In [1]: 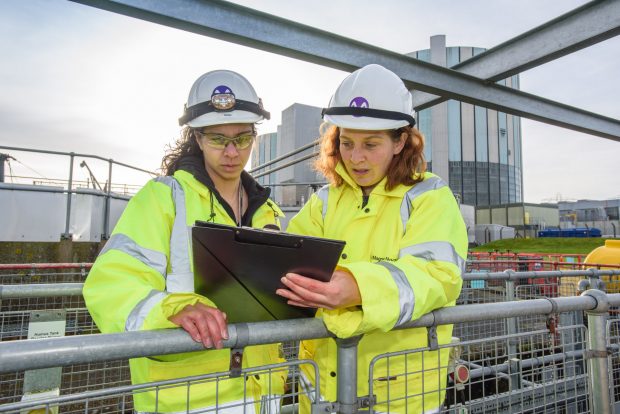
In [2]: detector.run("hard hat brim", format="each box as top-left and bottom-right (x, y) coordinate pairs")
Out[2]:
(187, 110), (263, 128)
(324, 114), (410, 131)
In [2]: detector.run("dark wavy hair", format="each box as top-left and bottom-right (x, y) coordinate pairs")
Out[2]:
(161, 125), (257, 176)
(314, 123), (426, 191)
(161, 127), (200, 176)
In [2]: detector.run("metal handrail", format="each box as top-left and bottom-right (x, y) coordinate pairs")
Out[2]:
(0, 146), (156, 176)
(0, 263), (92, 270)
(0, 145), (157, 240)
(1, 291), (618, 373)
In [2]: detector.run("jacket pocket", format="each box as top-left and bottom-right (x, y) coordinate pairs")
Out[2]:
(146, 349), (231, 382)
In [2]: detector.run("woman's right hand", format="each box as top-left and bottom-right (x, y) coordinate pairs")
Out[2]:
(168, 303), (228, 349)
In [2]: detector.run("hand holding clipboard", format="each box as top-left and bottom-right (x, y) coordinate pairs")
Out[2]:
(192, 222), (345, 323)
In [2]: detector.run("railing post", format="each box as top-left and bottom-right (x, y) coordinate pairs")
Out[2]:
(336, 336), (362, 414)
(587, 268), (604, 292)
(0, 153), (9, 182)
(61, 153), (75, 240)
(102, 159), (113, 240)
(504, 269), (518, 356)
(582, 289), (611, 414)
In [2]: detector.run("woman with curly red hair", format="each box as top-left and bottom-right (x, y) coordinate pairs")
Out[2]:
(278, 64), (468, 413)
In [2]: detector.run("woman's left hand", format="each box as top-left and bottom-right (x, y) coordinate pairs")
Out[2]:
(276, 270), (362, 310)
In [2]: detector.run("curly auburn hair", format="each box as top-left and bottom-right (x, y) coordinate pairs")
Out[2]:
(314, 123), (427, 191)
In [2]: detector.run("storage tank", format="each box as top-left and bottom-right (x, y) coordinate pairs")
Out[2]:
(584, 239), (620, 293)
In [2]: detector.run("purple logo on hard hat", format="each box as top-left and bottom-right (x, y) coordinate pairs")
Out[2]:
(349, 97), (369, 108)
(212, 85), (234, 96)
(349, 97), (369, 117)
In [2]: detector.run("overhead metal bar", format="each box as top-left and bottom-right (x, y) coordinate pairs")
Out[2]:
(413, 0), (620, 110)
(71, 0), (620, 141)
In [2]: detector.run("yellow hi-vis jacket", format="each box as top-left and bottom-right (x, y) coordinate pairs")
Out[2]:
(83, 168), (285, 413)
(287, 163), (468, 413)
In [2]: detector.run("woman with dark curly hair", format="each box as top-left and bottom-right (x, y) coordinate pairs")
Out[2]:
(277, 64), (468, 413)
(84, 70), (284, 414)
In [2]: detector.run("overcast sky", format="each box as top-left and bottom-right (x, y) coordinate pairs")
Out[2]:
(0, 0), (618, 202)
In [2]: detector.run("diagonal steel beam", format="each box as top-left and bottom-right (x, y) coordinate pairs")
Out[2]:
(413, 0), (620, 111)
(71, 0), (620, 141)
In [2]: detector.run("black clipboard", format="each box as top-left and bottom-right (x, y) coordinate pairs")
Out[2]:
(191, 221), (346, 322)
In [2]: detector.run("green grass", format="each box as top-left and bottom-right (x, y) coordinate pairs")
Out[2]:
(470, 238), (614, 254)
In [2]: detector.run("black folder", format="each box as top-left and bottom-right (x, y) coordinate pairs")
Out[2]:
(191, 221), (346, 322)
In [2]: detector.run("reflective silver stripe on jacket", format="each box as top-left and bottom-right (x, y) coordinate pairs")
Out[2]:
(378, 261), (415, 327)
(399, 241), (466, 275)
(316, 185), (330, 221)
(99, 233), (167, 277)
(125, 289), (169, 331)
(155, 176), (194, 293)
(399, 176), (447, 232)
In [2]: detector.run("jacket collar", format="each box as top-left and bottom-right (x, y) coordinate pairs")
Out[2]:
(172, 154), (273, 226)
(334, 162), (413, 198)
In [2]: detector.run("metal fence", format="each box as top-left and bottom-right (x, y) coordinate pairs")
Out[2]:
(1, 291), (619, 413)
(0, 145), (155, 240)
(2, 266), (620, 413)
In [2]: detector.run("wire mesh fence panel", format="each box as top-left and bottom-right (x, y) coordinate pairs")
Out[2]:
(369, 324), (589, 414)
(0, 269), (89, 285)
(0, 311), (30, 341)
(0, 359), (317, 414)
(607, 319), (620, 409)
(454, 279), (508, 343)
(515, 283), (580, 341)
(0, 372), (24, 406)
(0, 295), (86, 313)
(0, 268), (89, 312)
(60, 360), (132, 397)
(0, 309), (96, 341)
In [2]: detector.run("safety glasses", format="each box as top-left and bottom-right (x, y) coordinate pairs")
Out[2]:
(194, 130), (255, 150)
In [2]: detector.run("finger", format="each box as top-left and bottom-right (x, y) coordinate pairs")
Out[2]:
(208, 308), (229, 341)
(203, 313), (224, 349)
(285, 273), (328, 291)
(278, 288), (320, 307)
(281, 277), (329, 306)
(289, 299), (330, 309)
(193, 314), (213, 348)
(287, 300), (316, 308)
(196, 303), (228, 341)
(276, 288), (306, 302)
(179, 319), (202, 342)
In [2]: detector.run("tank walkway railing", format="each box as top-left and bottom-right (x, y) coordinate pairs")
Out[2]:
(0, 291), (619, 413)
(0, 145), (156, 240)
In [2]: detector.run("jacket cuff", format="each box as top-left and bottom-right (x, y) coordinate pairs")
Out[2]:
(142, 293), (217, 330)
(321, 307), (364, 338)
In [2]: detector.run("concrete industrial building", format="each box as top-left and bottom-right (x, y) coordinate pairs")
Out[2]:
(410, 35), (524, 207)
(252, 103), (324, 207)
(559, 199), (620, 237)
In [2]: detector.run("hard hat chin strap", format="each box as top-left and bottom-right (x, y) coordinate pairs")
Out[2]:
(179, 99), (270, 126)
(321, 107), (416, 127)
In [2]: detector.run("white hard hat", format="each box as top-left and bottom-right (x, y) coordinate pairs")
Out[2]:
(322, 64), (415, 130)
(179, 70), (270, 127)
